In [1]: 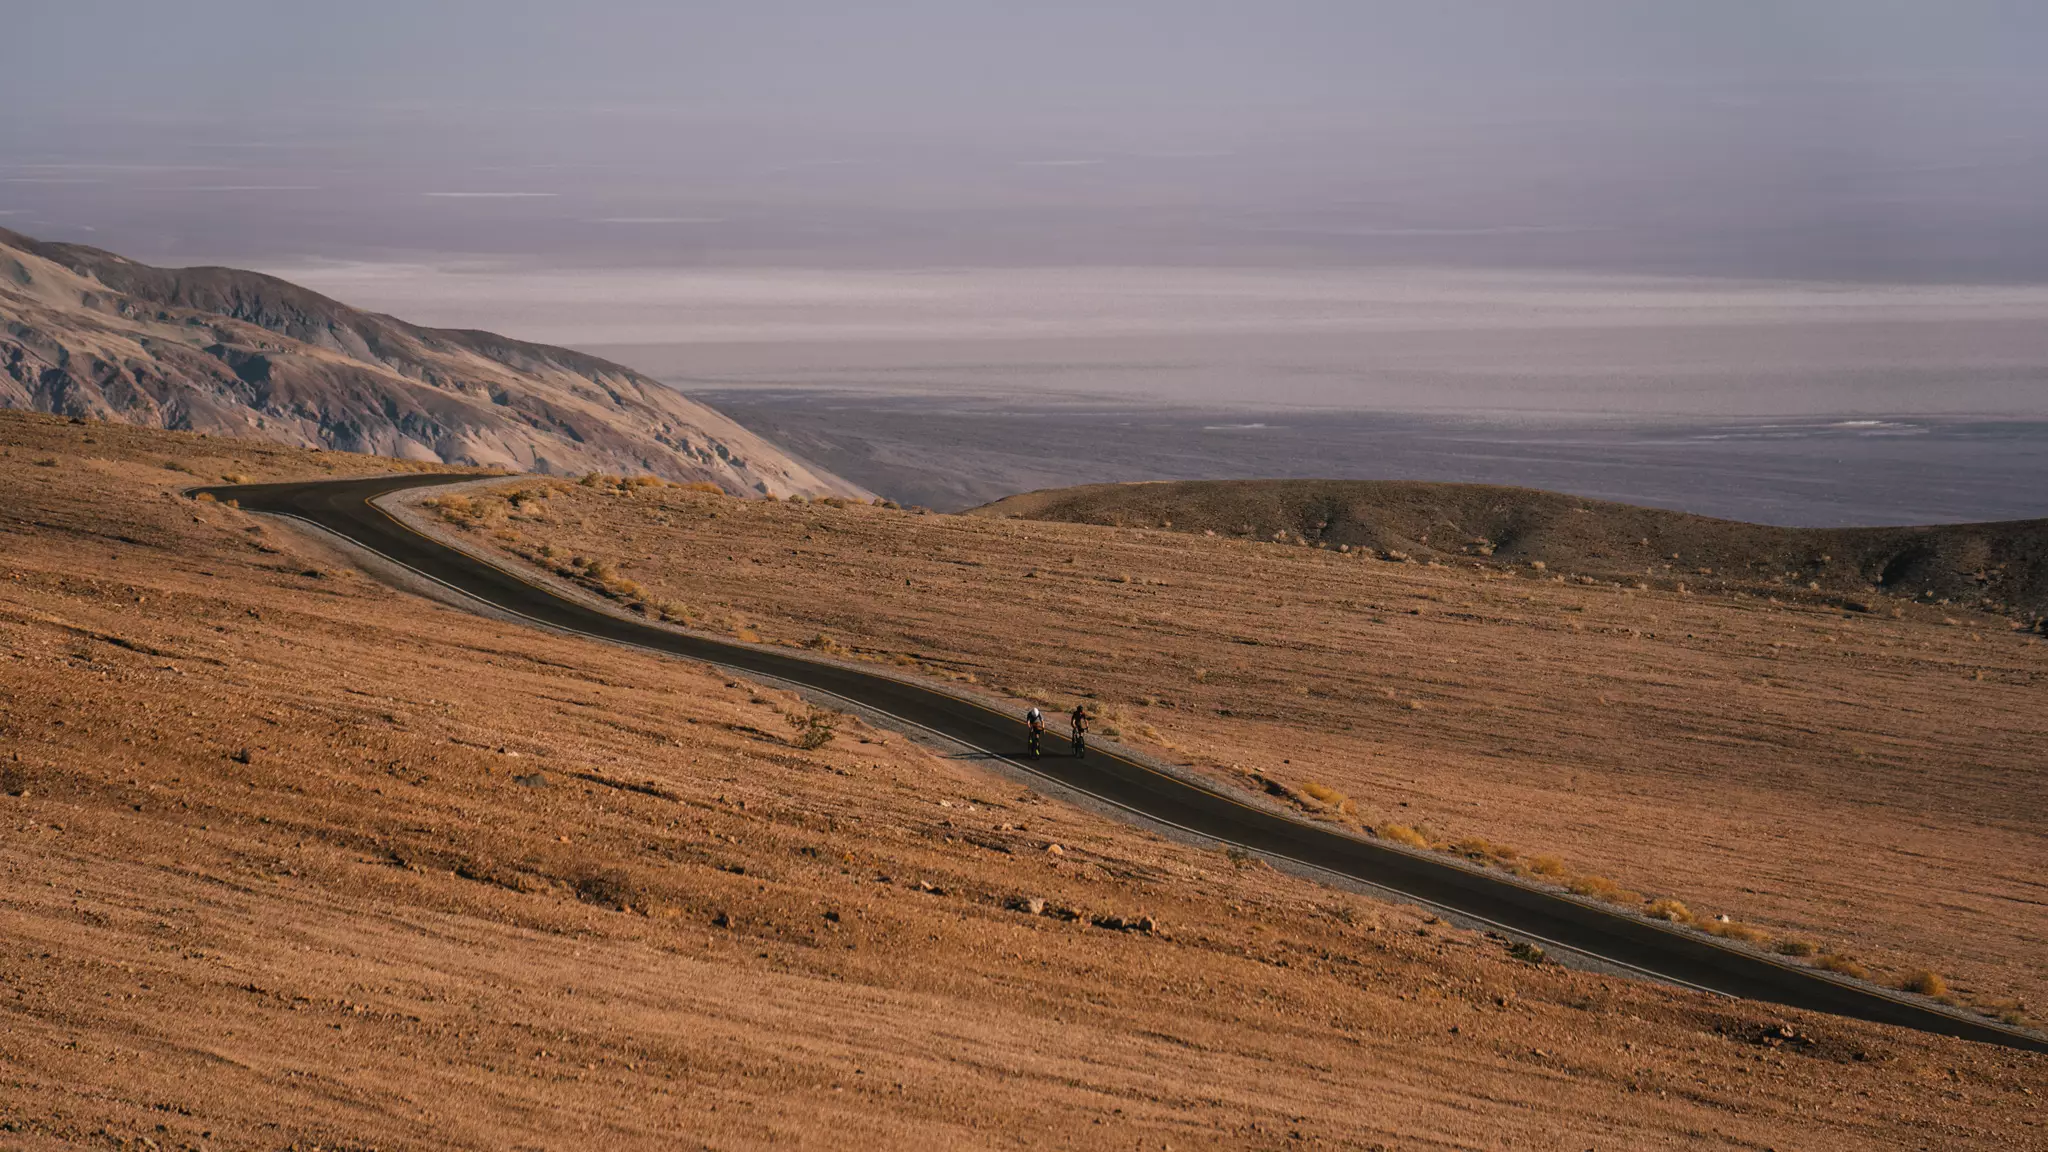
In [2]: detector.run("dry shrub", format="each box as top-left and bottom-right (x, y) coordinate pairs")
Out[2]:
(1775, 938), (1820, 958)
(1527, 855), (1567, 878)
(221, 472), (252, 484)
(1814, 953), (1869, 979)
(1702, 918), (1769, 945)
(1301, 781), (1348, 808)
(1451, 837), (1519, 866)
(1972, 998), (2030, 1027)
(1900, 969), (1949, 998)
(1379, 824), (1429, 848)
(193, 491), (217, 503)
(163, 459), (193, 473)
(1133, 723), (1174, 749)
(788, 707), (838, 750)
(735, 627), (763, 643)
(623, 475), (665, 490)
(1566, 875), (1645, 906)
(1646, 898), (1692, 923)
(1568, 874), (1621, 898)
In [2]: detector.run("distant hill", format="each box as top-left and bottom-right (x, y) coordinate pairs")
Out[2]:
(0, 227), (865, 498)
(972, 479), (2048, 622)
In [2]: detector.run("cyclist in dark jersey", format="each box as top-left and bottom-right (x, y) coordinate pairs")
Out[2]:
(1070, 705), (1088, 758)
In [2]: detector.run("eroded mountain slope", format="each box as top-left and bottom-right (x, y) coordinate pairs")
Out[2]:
(0, 227), (862, 497)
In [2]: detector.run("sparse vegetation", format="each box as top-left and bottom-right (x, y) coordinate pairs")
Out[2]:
(1567, 874), (1645, 906)
(1814, 953), (1870, 979)
(1646, 898), (1692, 923)
(1300, 781), (1353, 814)
(1701, 918), (1769, 945)
(787, 707), (839, 750)
(1379, 824), (1429, 848)
(405, 457), (2048, 1021)
(1900, 969), (1949, 998)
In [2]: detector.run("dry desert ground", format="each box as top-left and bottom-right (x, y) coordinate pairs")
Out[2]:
(411, 472), (2048, 1030)
(1, 411), (2043, 1150)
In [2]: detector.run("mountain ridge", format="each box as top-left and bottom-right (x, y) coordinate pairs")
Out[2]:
(0, 226), (865, 498)
(972, 478), (2048, 622)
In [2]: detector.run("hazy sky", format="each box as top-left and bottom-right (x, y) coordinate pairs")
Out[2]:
(6, 1), (2047, 278)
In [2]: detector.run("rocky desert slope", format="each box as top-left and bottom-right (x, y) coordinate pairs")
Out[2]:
(5, 412), (2045, 1148)
(0, 227), (862, 498)
(411, 474), (2048, 1031)
(976, 479), (2048, 622)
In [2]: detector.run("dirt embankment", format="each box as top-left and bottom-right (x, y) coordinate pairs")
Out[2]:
(6, 413), (2046, 1149)
(974, 479), (2048, 622)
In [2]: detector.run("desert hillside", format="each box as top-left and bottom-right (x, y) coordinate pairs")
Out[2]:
(0, 227), (862, 498)
(406, 472), (2048, 1031)
(16, 413), (2045, 1147)
(974, 479), (2048, 621)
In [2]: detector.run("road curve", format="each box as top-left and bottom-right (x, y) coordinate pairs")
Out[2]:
(208, 472), (2048, 1055)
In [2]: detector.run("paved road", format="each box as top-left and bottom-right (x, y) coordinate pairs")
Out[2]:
(210, 472), (2048, 1054)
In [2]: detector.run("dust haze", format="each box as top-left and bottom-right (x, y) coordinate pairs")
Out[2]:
(7, 2), (2047, 513)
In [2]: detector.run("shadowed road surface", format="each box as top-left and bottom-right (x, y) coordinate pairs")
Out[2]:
(208, 472), (2048, 1054)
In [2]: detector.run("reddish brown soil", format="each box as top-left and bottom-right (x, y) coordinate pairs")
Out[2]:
(416, 475), (2048, 1028)
(2, 412), (2044, 1150)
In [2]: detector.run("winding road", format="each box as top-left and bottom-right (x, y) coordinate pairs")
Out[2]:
(210, 472), (2047, 1054)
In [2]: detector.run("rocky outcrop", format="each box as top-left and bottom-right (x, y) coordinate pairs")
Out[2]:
(0, 227), (865, 498)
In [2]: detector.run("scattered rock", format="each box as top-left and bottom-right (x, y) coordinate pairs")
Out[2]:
(1091, 913), (1159, 934)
